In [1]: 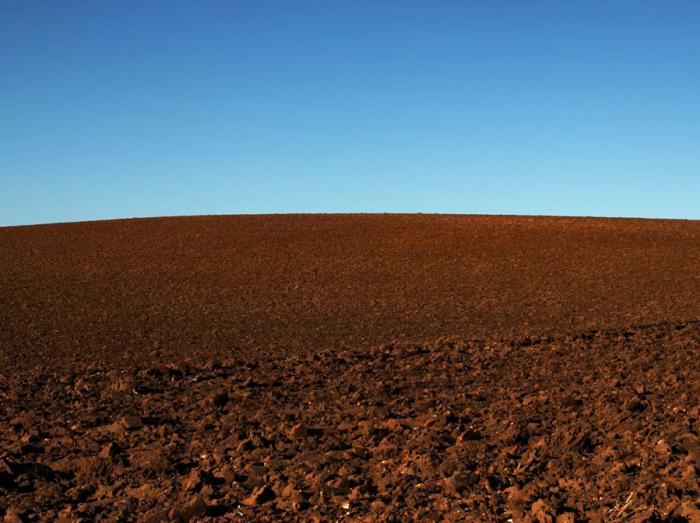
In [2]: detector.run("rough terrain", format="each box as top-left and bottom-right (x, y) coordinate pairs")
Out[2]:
(1, 214), (699, 521)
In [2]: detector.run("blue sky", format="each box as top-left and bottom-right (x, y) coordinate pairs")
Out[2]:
(1, 1), (699, 226)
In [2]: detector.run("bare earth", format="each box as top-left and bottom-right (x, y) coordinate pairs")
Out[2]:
(1, 214), (699, 521)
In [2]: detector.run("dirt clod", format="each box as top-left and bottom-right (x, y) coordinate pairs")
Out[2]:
(243, 485), (276, 506)
(119, 416), (144, 431)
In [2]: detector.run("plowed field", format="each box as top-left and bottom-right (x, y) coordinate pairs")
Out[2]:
(1, 215), (699, 521)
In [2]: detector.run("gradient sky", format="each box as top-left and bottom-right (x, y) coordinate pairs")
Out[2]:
(2, 1), (699, 226)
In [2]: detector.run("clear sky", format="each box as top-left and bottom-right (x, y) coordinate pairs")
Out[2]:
(2, 1), (699, 226)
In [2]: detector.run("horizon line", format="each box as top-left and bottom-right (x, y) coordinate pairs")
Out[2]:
(2, 211), (699, 229)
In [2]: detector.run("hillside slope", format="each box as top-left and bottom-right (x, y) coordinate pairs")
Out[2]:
(1, 214), (699, 520)
(2, 214), (700, 369)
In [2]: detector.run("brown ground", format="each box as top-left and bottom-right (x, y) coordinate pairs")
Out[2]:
(1, 214), (699, 521)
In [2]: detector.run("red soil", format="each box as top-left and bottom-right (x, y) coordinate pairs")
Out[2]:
(1, 214), (699, 521)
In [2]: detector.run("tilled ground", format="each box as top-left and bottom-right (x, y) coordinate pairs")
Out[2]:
(1, 321), (699, 521)
(1, 215), (700, 521)
(2, 214), (700, 372)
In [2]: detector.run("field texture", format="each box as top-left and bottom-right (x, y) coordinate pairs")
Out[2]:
(1, 214), (699, 521)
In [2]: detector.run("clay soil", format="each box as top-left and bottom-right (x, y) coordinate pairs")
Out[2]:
(1, 214), (699, 521)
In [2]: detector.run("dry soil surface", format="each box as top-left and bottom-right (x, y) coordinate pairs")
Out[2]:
(1, 214), (699, 522)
